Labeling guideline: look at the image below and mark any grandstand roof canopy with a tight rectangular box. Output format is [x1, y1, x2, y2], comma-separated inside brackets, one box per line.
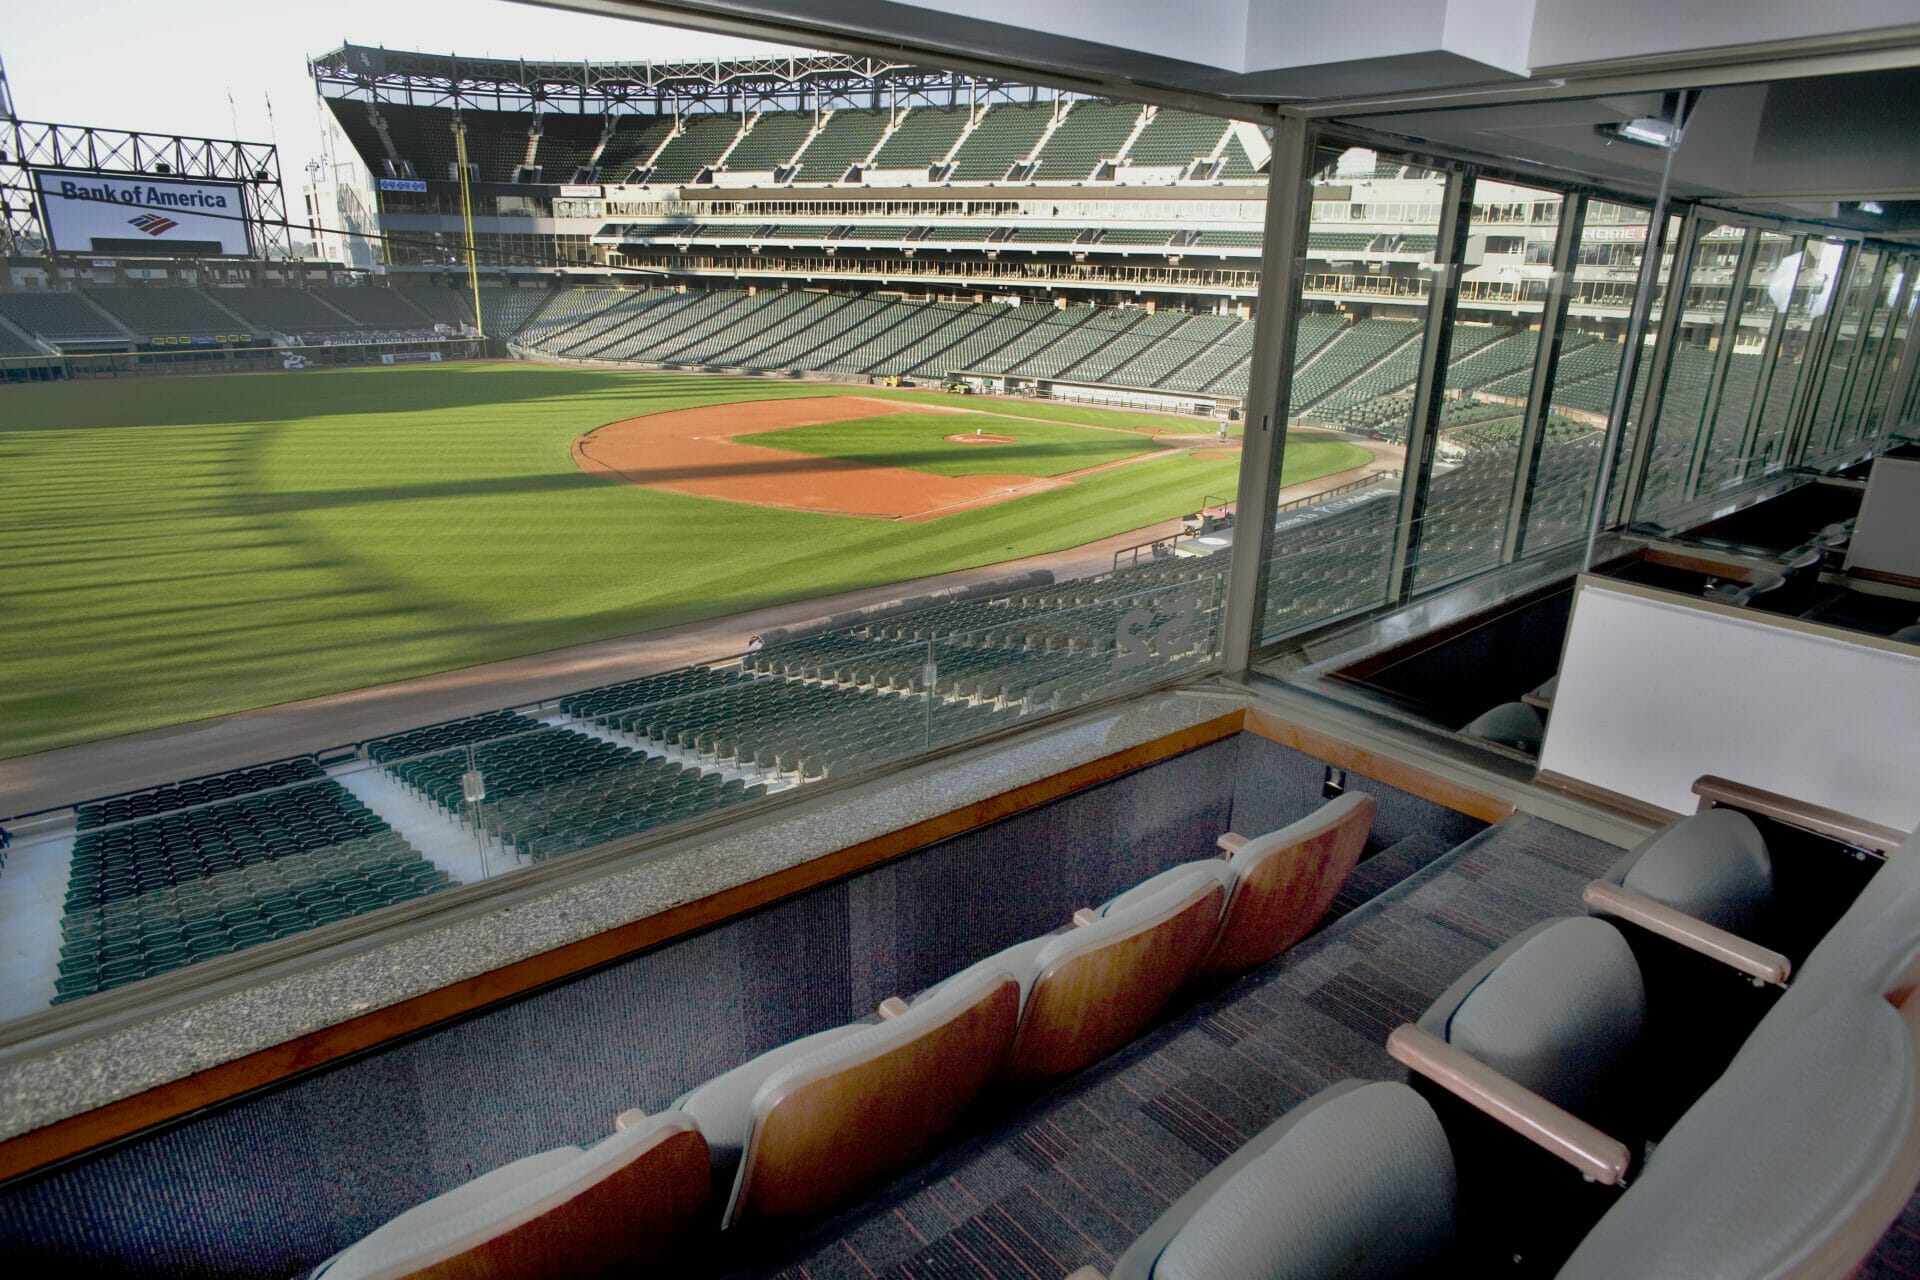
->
[310, 42, 1059, 113]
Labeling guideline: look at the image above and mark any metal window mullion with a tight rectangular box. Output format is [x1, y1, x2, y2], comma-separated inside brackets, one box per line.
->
[1828, 252, 1890, 450]
[1787, 244, 1856, 463]
[1732, 234, 1801, 479]
[1682, 226, 1759, 500]
[1503, 193, 1584, 561]
[1619, 206, 1702, 523]
[1386, 165, 1474, 602]
[1880, 259, 1920, 431]
[1222, 113, 1316, 674]
[1853, 260, 1907, 439]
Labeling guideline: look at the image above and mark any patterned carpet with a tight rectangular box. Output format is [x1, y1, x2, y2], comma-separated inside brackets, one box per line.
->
[737, 812, 1623, 1278]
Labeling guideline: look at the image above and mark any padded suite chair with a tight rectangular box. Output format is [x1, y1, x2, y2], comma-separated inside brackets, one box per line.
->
[911, 868, 1225, 1085]
[1100, 791, 1376, 979]
[1083, 929, 1920, 1279]
[310, 1111, 710, 1280]
[670, 966, 1019, 1229]
[1591, 779, 1899, 968]
[1100, 1080, 1459, 1280]
[1460, 701, 1546, 753]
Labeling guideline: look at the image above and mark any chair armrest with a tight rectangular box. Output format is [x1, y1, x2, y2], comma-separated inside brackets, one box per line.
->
[1386, 1024, 1632, 1186]
[1582, 880, 1791, 986]
[1072, 907, 1101, 928]
[1692, 775, 1906, 854]
[614, 1107, 647, 1132]
[877, 996, 910, 1021]
[1521, 691, 1553, 712]
[1216, 831, 1247, 856]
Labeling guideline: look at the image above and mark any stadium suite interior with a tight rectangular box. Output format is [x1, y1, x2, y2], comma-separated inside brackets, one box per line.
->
[4, 0, 1920, 1275]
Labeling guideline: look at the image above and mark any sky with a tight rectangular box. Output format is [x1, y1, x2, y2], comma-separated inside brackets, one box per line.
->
[4, 0, 803, 182]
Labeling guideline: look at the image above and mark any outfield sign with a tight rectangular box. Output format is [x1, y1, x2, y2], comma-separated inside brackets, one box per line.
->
[35, 170, 253, 256]
[379, 178, 429, 193]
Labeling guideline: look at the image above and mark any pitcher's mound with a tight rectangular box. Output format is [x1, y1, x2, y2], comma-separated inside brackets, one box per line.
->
[946, 432, 1017, 445]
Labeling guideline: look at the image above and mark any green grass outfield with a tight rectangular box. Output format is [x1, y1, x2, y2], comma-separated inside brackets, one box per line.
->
[1, 363, 1368, 759]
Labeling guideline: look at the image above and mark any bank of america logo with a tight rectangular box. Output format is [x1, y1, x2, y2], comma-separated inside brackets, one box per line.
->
[129, 213, 179, 236]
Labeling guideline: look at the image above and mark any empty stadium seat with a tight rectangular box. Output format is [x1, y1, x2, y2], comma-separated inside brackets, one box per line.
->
[310, 1111, 710, 1280]
[912, 868, 1224, 1084]
[671, 967, 1019, 1227]
[1100, 791, 1375, 977]
[1100, 1080, 1458, 1280]
[1591, 779, 1897, 964]
[1459, 700, 1546, 753]
[1416, 917, 1646, 1122]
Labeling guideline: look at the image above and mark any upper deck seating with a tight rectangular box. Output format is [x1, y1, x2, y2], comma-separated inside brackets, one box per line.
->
[912, 868, 1225, 1085]
[870, 106, 967, 169]
[671, 966, 1019, 1228]
[1100, 791, 1376, 978]
[793, 107, 887, 180]
[648, 115, 742, 184]
[723, 111, 812, 170]
[311, 1111, 710, 1280]
[1125, 109, 1230, 168]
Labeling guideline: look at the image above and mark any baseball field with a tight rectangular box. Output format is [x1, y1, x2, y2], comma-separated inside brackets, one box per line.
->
[0, 361, 1370, 759]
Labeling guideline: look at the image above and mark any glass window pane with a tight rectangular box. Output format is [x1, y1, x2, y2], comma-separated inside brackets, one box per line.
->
[1408, 178, 1562, 590]
[1260, 145, 1448, 641]
[1874, 259, 1916, 435]
[1696, 230, 1796, 493]
[1636, 220, 1739, 517]
[1524, 200, 1648, 551]
[1753, 238, 1845, 465]
[1808, 245, 1883, 457]
[1603, 213, 1685, 525]
[1840, 262, 1902, 446]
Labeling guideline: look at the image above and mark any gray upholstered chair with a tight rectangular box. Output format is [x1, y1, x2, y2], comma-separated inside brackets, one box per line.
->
[1416, 916, 1646, 1120]
[310, 1111, 710, 1280]
[913, 868, 1225, 1085]
[1100, 1080, 1458, 1280]
[671, 966, 1019, 1228]
[1459, 701, 1546, 753]
[1596, 807, 1774, 935]
[1101, 791, 1376, 979]
[1554, 977, 1920, 1280]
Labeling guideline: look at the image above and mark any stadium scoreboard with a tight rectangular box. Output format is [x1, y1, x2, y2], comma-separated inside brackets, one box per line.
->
[33, 169, 255, 257]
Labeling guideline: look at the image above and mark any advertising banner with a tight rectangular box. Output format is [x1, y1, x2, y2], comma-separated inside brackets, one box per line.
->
[36, 170, 254, 256]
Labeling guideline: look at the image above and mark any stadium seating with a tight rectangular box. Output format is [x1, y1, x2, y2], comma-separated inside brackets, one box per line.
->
[0, 292, 125, 344]
[316, 286, 433, 328]
[530, 111, 607, 179]
[86, 287, 249, 338]
[723, 111, 812, 171]
[870, 106, 968, 169]
[313, 1111, 710, 1279]
[57, 761, 452, 1002]
[794, 107, 889, 180]
[649, 115, 745, 184]
[1125, 109, 1232, 168]
[596, 114, 679, 178]
[1032, 101, 1144, 181]
[208, 287, 357, 335]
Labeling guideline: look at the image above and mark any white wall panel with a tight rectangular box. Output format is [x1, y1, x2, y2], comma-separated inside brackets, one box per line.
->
[1539, 578, 1920, 830]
